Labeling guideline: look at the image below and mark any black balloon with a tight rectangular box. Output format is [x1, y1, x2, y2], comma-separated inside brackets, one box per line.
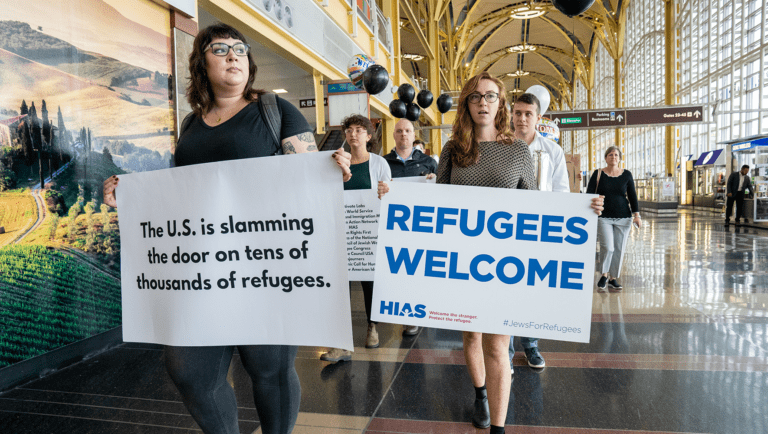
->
[397, 84, 416, 104]
[416, 90, 433, 109]
[405, 103, 421, 122]
[362, 64, 389, 95]
[389, 99, 407, 118]
[436, 93, 453, 113]
[551, 0, 595, 17]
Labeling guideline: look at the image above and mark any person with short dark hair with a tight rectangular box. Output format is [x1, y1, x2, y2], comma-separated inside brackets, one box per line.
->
[321, 114, 391, 362]
[412, 139, 426, 153]
[725, 164, 754, 226]
[103, 22, 351, 434]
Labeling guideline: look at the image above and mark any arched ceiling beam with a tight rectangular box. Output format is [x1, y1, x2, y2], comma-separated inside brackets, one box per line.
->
[476, 44, 573, 82]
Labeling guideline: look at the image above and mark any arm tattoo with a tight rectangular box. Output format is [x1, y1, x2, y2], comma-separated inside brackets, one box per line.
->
[298, 132, 318, 152]
[298, 132, 314, 142]
[282, 139, 297, 154]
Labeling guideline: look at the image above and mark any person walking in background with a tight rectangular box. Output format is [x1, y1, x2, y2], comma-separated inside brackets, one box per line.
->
[587, 146, 641, 291]
[103, 23, 351, 434]
[725, 164, 753, 226]
[321, 115, 391, 363]
[412, 139, 426, 153]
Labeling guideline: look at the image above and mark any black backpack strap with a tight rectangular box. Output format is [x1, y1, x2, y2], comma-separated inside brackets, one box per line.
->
[258, 93, 283, 155]
[178, 112, 195, 142]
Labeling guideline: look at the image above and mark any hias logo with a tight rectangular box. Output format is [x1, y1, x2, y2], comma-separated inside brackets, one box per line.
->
[380, 301, 426, 318]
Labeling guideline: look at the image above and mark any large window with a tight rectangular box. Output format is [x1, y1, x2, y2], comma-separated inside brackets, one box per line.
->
[567, 0, 768, 177]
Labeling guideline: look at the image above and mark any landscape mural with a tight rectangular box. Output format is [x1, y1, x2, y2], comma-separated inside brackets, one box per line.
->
[0, 0, 174, 369]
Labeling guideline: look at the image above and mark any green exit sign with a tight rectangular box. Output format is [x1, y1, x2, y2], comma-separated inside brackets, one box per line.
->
[561, 117, 582, 124]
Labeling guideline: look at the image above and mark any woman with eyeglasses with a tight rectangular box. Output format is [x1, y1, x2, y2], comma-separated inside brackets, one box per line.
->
[438, 72, 534, 434]
[379, 72, 535, 433]
[103, 23, 351, 434]
[320, 114, 391, 363]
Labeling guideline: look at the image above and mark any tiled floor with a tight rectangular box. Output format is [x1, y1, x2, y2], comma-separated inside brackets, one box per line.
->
[1, 210, 767, 433]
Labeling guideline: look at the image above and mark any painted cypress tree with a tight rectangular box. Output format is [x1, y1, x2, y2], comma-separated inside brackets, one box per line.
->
[20, 100, 28, 115]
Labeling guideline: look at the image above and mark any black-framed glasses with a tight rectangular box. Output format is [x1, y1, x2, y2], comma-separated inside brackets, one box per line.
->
[468, 92, 499, 104]
[205, 42, 250, 56]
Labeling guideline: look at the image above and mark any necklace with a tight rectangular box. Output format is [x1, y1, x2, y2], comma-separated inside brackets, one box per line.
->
[210, 100, 246, 124]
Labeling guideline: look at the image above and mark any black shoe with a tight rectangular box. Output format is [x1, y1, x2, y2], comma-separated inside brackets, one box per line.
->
[724, 220, 730, 227]
[743, 218, 749, 224]
[524, 347, 546, 368]
[472, 396, 491, 429]
[596, 276, 607, 289]
[736, 219, 741, 225]
[608, 279, 622, 289]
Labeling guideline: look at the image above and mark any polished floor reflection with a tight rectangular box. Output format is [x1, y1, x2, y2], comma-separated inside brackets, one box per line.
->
[1, 210, 767, 433]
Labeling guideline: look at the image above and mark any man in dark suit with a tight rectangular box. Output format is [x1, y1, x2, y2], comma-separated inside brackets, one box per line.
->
[725, 164, 754, 226]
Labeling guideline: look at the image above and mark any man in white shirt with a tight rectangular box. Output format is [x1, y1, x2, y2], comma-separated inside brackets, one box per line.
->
[508, 93, 572, 370]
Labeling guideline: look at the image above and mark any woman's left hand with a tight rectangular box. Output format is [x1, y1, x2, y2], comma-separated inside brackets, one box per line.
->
[425, 173, 436, 180]
[377, 181, 390, 199]
[590, 195, 604, 216]
[633, 215, 642, 229]
[332, 148, 352, 181]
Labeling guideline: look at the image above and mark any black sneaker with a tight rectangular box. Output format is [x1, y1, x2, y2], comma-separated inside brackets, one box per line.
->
[524, 347, 546, 368]
[596, 276, 607, 289]
[724, 220, 730, 227]
[743, 218, 749, 224]
[608, 279, 622, 289]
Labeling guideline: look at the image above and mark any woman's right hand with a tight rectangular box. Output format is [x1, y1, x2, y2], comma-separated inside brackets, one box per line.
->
[377, 181, 389, 199]
[103, 175, 119, 208]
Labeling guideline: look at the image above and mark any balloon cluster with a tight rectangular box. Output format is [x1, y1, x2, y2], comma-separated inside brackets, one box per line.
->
[346, 55, 453, 122]
[388, 83, 453, 122]
[551, 0, 595, 17]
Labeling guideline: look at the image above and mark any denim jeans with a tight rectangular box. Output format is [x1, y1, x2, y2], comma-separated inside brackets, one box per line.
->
[509, 337, 538, 360]
[164, 345, 300, 434]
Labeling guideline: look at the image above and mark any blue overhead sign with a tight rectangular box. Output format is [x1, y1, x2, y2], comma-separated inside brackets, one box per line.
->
[694, 149, 724, 166]
[732, 137, 768, 152]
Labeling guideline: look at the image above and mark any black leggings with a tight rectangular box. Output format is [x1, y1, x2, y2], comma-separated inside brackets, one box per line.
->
[360, 280, 377, 324]
[164, 345, 300, 434]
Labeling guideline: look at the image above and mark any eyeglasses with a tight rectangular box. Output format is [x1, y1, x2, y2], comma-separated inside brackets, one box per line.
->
[345, 127, 369, 135]
[467, 92, 499, 104]
[205, 42, 250, 57]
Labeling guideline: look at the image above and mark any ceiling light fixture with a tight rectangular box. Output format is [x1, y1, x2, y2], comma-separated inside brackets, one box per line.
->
[506, 70, 530, 77]
[507, 44, 537, 53]
[509, 4, 546, 19]
[273, 89, 288, 93]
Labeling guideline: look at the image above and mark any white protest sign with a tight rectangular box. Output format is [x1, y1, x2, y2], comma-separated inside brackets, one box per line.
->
[391, 176, 436, 183]
[344, 190, 381, 281]
[117, 152, 352, 349]
[372, 182, 598, 343]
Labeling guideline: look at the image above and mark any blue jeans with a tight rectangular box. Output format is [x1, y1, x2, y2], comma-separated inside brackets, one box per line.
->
[509, 337, 538, 359]
[164, 345, 300, 434]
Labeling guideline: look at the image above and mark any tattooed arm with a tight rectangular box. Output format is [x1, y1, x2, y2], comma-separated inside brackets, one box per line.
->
[281, 131, 352, 180]
[281, 131, 318, 154]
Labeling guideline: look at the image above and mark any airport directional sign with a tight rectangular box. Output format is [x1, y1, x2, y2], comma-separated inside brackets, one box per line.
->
[546, 105, 705, 130]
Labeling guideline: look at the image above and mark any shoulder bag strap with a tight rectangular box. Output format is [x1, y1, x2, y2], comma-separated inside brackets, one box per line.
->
[595, 169, 602, 193]
[178, 112, 195, 142]
[258, 93, 283, 155]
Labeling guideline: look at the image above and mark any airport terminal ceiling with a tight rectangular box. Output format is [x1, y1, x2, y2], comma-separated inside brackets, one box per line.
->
[398, 0, 628, 109]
